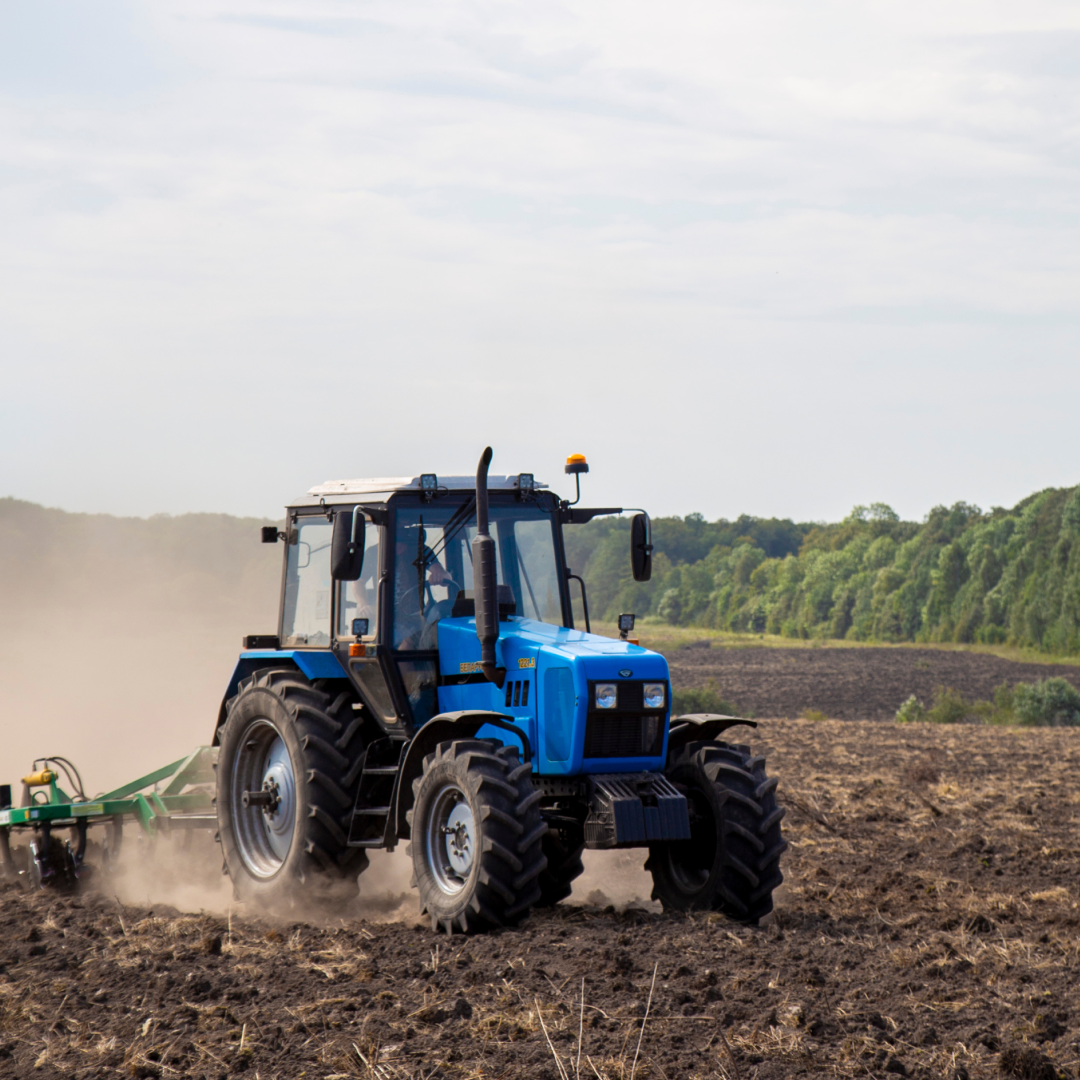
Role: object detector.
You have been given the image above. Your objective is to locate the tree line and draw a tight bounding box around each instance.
[563,485,1080,655]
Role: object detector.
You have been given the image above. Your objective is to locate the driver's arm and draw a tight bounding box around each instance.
[427,561,453,587]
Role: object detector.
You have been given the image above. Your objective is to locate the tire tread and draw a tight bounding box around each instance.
[216,666,369,904]
[648,739,786,923]
[411,738,547,934]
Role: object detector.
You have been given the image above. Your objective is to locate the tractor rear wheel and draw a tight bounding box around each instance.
[647,741,787,923]
[407,739,547,934]
[216,667,368,908]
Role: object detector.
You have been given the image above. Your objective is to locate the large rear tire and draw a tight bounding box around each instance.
[216,667,368,908]
[407,739,547,934]
[647,741,787,923]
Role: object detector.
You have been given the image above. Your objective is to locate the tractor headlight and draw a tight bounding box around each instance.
[595,683,617,710]
[643,683,666,709]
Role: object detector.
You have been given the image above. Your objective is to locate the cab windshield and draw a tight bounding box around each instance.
[392,500,563,650]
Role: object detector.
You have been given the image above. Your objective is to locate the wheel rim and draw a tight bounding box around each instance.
[230,718,298,879]
[666,786,716,895]
[424,782,476,896]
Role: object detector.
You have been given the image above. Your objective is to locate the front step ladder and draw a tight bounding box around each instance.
[347,738,407,848]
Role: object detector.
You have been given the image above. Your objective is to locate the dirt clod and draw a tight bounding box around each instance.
[999,1045,1060,1080]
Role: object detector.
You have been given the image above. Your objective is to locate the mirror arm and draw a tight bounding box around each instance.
[624,508,653,547]
[560,506,622,525]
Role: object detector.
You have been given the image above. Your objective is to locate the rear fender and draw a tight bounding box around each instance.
[666,713,757,760]
[213,650,349,745]
[392,711,531,840]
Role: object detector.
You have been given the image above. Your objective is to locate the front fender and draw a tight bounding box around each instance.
[392,711,531,840]
[665,713,757,760]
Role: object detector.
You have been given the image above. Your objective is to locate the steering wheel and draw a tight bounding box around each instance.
[395,578,461,649]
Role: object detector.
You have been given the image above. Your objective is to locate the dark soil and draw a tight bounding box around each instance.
[3,714,1080,1078]
[668,642,1080,720]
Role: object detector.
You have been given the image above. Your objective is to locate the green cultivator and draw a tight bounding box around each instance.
[0,748,218,889]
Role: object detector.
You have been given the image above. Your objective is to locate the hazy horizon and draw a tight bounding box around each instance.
[3,471,1073,530]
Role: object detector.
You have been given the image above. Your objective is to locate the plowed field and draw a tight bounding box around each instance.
[667,641,1080,721]
[4,713,1080,1079]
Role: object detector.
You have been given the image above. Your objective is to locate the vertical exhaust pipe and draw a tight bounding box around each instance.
[473,446,506,688]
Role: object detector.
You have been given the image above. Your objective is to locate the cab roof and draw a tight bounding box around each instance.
[295,474,549,505]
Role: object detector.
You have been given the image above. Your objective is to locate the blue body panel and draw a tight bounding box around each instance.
[437,617,670,776]
[221,631,669,778]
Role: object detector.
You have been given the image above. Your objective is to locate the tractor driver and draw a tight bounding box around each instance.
[348,560,379,628]
[393,540,458,649]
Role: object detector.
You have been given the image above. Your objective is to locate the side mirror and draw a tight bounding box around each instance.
[331,510,366,581]
[631,513,653,582]
[261,526,279,543]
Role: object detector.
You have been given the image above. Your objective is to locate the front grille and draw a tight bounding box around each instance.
[582,680,668,758]
[583,714,663,758]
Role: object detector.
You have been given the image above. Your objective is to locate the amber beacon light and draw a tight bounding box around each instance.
[564,454,589,475]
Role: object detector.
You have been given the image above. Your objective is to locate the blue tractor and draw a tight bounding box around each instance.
[214,449,786,933]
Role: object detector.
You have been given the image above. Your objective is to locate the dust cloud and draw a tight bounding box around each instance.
[0,499,280,911]
[568,848,661,911]
[105,843,424,926]
[102,831,232,913]
[0,499,281,796]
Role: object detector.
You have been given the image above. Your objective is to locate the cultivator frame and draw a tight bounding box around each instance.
[0,747,218,887]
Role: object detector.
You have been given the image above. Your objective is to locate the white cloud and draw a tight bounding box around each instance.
[1,0,1079,522]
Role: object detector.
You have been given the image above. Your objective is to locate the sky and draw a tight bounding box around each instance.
[1,0,1079,525]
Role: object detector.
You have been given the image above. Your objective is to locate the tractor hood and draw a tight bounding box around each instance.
[436,617,671,776]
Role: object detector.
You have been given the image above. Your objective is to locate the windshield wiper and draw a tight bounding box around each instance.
[426,495,477,566]
[413,515,426,608]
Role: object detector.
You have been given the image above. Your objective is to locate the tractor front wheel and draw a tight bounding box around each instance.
[216,667,368,908]
[647,741,787,923]
[408,739,547,934]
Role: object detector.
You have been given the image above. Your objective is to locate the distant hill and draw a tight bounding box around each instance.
[3,483,1077,666]
[566,487,1080,655]
[0,497,281,625]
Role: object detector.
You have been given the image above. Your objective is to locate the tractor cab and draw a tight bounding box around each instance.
[236,461,659,770]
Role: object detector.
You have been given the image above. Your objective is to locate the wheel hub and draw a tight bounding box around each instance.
[443,802,474,875]
[426,785,476,895]
[263,755,296,846]
[231,720,297,878]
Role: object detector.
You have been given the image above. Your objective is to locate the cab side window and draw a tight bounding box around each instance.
[281,518,333,647]
[338,523,382,638]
